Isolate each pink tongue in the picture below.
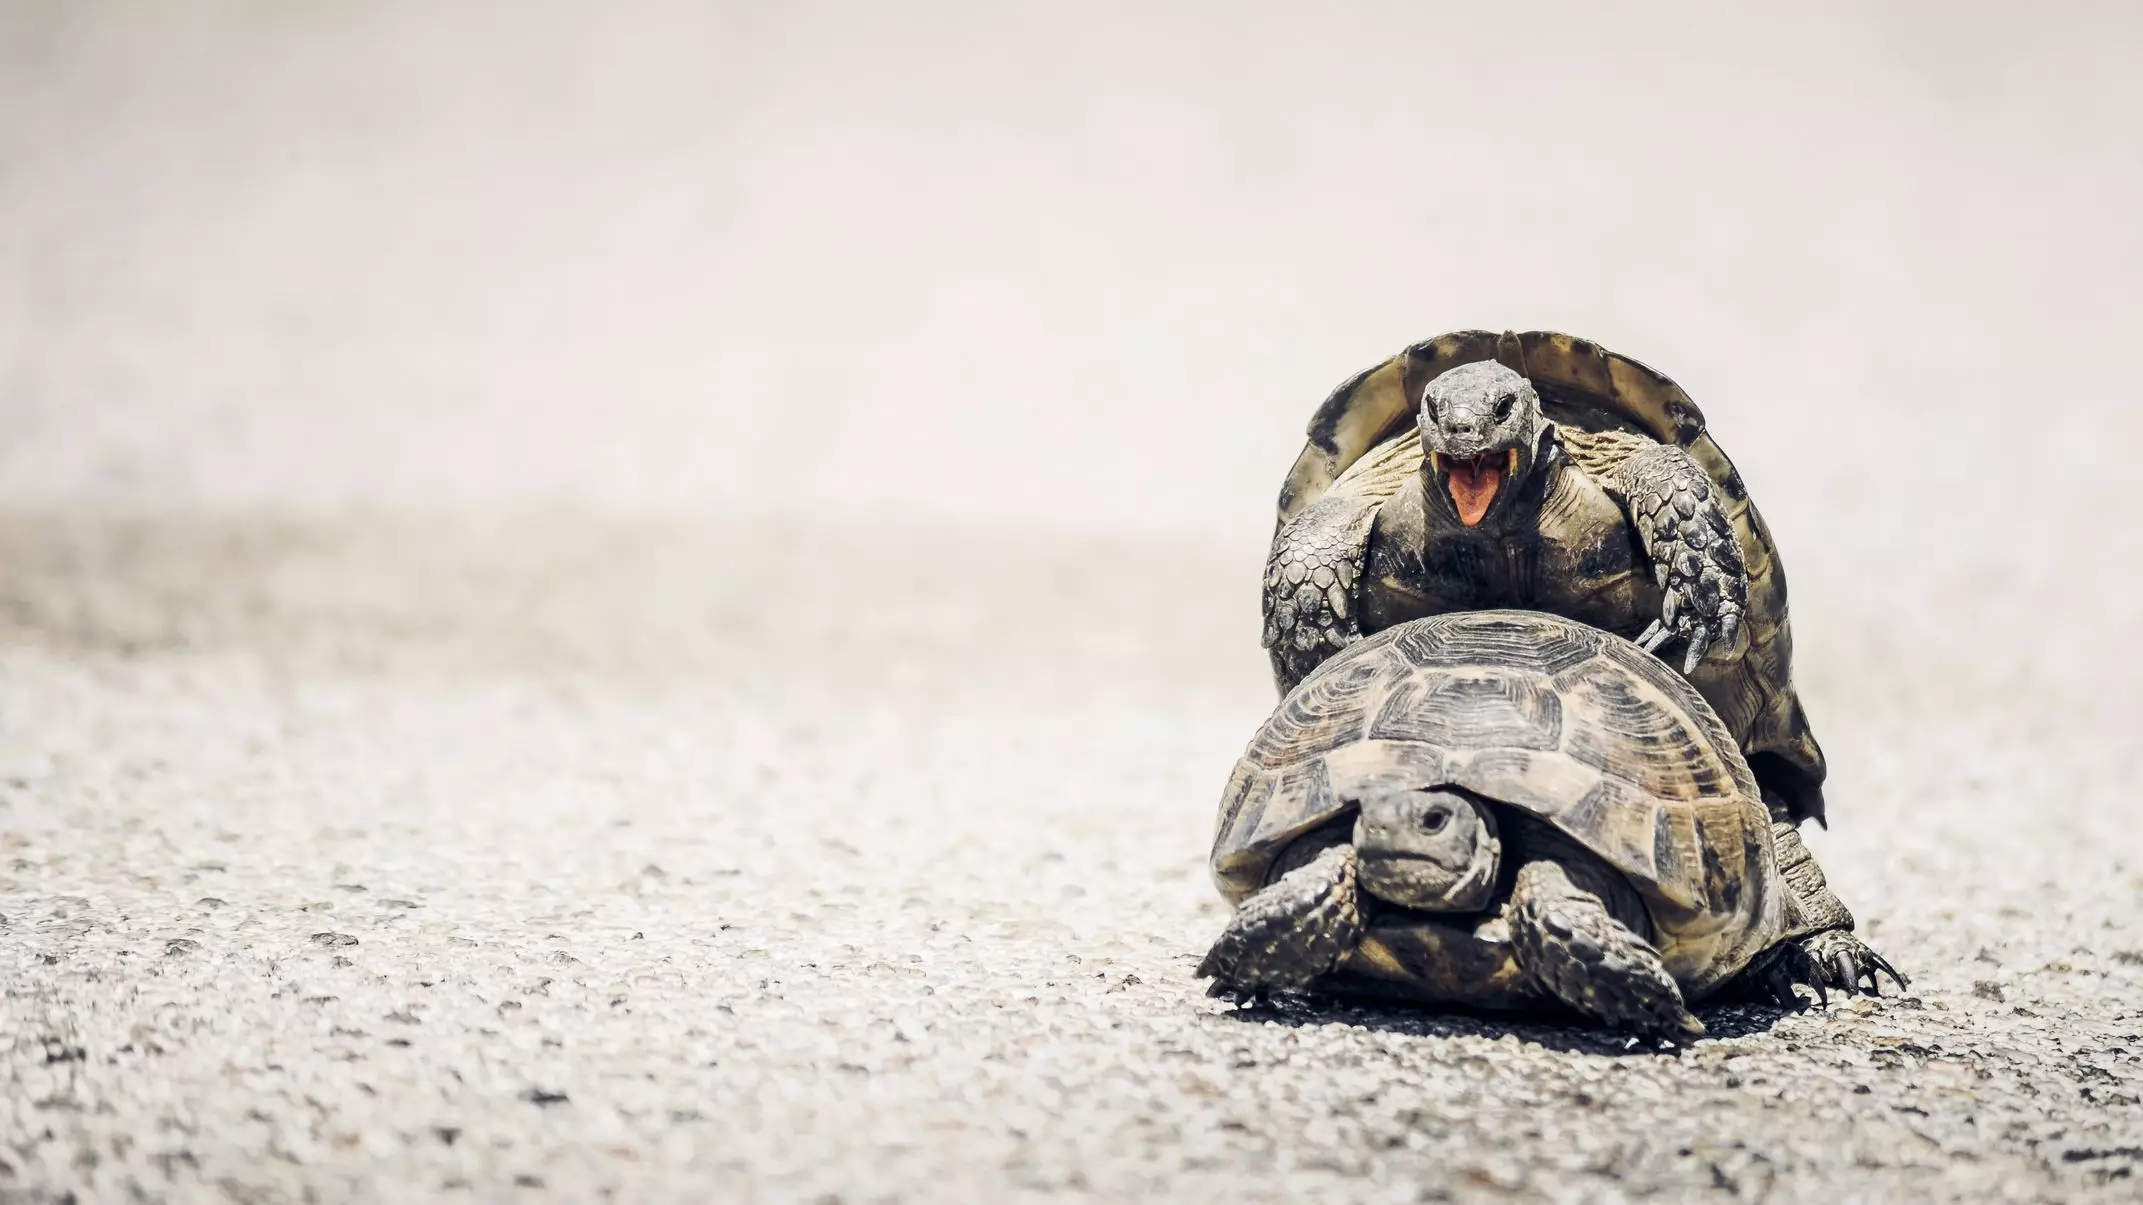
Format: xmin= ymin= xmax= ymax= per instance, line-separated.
xmin=1448 ymin=460 xmax=1503 ymax=526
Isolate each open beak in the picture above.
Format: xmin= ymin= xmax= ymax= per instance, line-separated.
xmin=1429 ymin=449 xmax=1520 ymax=527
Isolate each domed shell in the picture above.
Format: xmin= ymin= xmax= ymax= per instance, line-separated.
xmin=1280 ymin=331 xmax=1752 ymax=528
xmin=1267 ymin=328 xmax=1826 ymax=826
xmin=1276 ymin=329 xmax=1781 ymax=631
xmin=1211 ymin=611 xmax=1780 ymax=989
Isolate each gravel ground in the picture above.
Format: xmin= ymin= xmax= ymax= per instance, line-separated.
xmin=2 ymin=510 xmax=2140 ymax=1204
xmin=5 ymin=6 xmax=2142 ymax=1202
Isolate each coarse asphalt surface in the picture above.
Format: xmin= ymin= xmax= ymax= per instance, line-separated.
xmin=5 ymin=6 xmax=2143 ymax=1200
xmin=2 ymin=509 xmax=2139 ymax=1204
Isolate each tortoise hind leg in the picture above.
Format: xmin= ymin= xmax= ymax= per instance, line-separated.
xmin=1770 ymin=821 xmax=1909 ymax=997
xmin=1197 ymin=844 xmax=1364 ymax=996
xmin=1508 ymin=857 xmax=1704 ymax=1039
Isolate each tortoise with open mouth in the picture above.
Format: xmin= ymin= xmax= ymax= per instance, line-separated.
xmin=1263 ymin=330 xmax=1825 ymax=831
xmin=1200 ymin=609 xmax=1904 ymax=1037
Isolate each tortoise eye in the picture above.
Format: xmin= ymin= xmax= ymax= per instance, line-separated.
xmin=1421 ymin=807 xmax=1450 ymax=833
xmin=1494 ymin=394 xmax=1517 ymax=422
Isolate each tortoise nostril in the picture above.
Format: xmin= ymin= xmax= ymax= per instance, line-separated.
xmin=1421 ymin=808 xmax=1450 ymax=833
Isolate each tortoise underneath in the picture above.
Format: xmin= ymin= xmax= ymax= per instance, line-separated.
xmin=1200 ymin=610 xmax=1902 ymax=1038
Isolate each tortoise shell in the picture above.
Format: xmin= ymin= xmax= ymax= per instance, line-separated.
xmin=1211 ymin=609 xmax=1785 ymax=992
xmin=1267 ymin=328 xmax=1826 ymax=825
xmin=1274 ymin=329 xmax=1783 ymax=652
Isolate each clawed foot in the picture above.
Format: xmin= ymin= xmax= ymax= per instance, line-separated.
xmin=1634 ymin=525 xmax=1746 ymax=674
xmin=1635 ymin=605 xmax=1741 ymax=675
xmin=1621 ymin=446 xmax=1750 ymax=674
xmin=1745 ymin=930 xmax=1908 ymax=1009
xmin=1510 ymin=860 xmax=1706 ymax=1041
xmin=1195 ymin=844 xmax=1364 ymax=995
xmin=1803 ymin=929 xmax=1909 ymax=996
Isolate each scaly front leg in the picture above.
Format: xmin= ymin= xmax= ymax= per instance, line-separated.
xmin=1602 ymin=443 xmax=1750 ymax=673
xmin=1262 ymin=492 xmax=1377 ymax=695
xmin=1197 ymin=844 xmax=1364 ymax=997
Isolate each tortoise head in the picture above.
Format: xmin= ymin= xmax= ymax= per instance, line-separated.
xmin=1417 ymin=361 xmax=1548 ymax=528
xmin=1351 ymin=786 xmax=1501 ymax=912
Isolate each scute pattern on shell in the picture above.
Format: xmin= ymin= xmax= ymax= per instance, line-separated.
xmin=1565 ymin=689 xmax=1722 ymax=799
xmin=1268 ymin=328 xmax=1827 ymax=824
xmin=1368 ymin=672 xmax=1565 ymax=751
xmin=1395 ymin=610 xmax=1600 ymax=677
xmin=1244 ymin=620 xmax=1396 ymax=769
xmin=1212 ymin=610 xmax=1762 ymax=914
xmin=1590 ymin=633 xmax=1747 ymax=779
xmin=1557 ymin=426 xmax=1655 ymax=480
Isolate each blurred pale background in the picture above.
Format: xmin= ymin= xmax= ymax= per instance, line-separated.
xmin=1 ymin=1 xmax=2139 ymax=690
xmin=8 ymin=7 xmax=2143 ymax=1199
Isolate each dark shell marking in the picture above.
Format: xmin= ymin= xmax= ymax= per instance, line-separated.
xmin=1216 ymin=610 xmax=1760 ymax=905
xmin=1213 ymin=610 xmax=1785 ymax=999
xmin=1268 ymin=329 xmax=1828 ymax=825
